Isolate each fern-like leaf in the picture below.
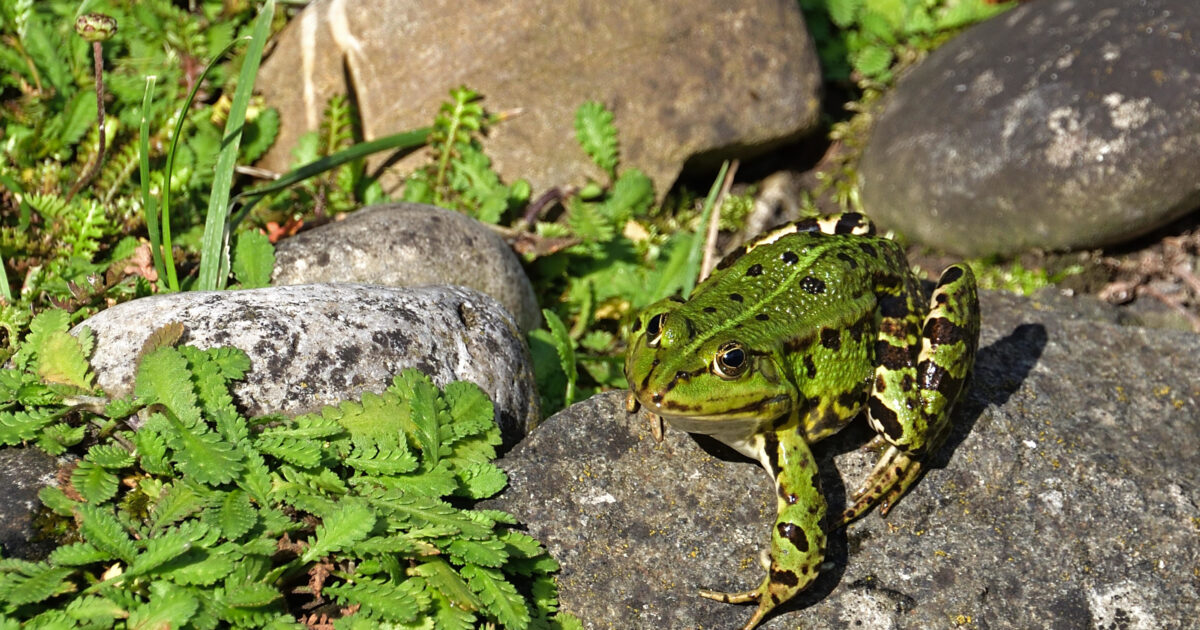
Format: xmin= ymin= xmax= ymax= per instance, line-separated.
xmin=126 ymin=524 xmax=209 ymax=578
xmin=440 ymin=381 xmax=493 ymax=444
xmin=38 ymin=421 xmax=85 ymax=456
xmin=149 ymin=482 xmax=205 ymax=532
xmin=574 ymin=101 xmax=619 ymax=177
xmin=413 ymin=558 xmax=483 ymax=613
xmin=134 ymin=347 xmax=202 ymax=427
xmin=48 ymin=542 xmax=112 ymax=567
xmin=0 ymin=407 xmax=60 ymax=445
xmin=231 ymin=230 xmax=275 ymax=289
xmin=86 ymin=444 xmax=135 ymax=469
xmin=35 ymin=330 xmax=94 ymax=390
xmin=451 ymin=461 xmax=508 ymax=499
xmin=71 ymin=461 xmax=118 ymax=504
xmin=124 ymin=581 xmax=198 ymax=630
xmin=323 ymin=576 xmax=424 ymax=622
xmin=76 ymin=503 xmax=138 ymax=563
xmin=255 ymin=434 xmax=322 ymax=469
xmin=0 ymin=562 xmax=75 ymax=611
xmin=344 ymin=443 xmax=418 ymax=476
xmin=214 ymin=490 xmax=256 ymax=541
xmin=447 ymin=537 xmax=508 ymax=568
xmin=462 ymin=563 xmax=530 ymax=629
xmin=391 ymin=370 xmax=441 ymax=466
xmin=301 ymin=500 xmax=375 ymax=562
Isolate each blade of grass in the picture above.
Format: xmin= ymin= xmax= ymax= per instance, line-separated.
xmin=227 ymin=126 xmax=431 ymax=230
xmin=159 ymin=37 xmax=248 ymax=293
xmin=680 ymin=160 xmax=730 ymax=299
xmin=138 ymin=75 xmax=167 ymax=287
xmin=197 ymin=0 xmax=276 ymax=291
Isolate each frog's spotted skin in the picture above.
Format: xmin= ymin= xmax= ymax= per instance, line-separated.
xmin=624 ymin=213 xmax=980 ymax=630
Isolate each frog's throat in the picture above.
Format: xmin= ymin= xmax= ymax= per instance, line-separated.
xmin=662 ymin=411 xmax=785 ymax=461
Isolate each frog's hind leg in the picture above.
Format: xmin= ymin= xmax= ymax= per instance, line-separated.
xmin=836 ymin=263 xmax=980 ymax=528
xmin=700 ymin=430 xmax=827 ymax=630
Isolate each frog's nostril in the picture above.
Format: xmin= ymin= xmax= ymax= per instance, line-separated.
xmin=651 ymin=393 xmax=663 ymax=403
xmin=675 ymin=370 xmax=689 ymax=381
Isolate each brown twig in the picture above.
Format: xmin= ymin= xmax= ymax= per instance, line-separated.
xmin=66 ymin=14 xmax=117 ymax=202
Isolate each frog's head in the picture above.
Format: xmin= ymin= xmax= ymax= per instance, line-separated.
xmin=625 ymin=298 xmax=796 ymax=438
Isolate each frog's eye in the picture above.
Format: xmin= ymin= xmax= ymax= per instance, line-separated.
xmin=713 ymin=342 xmax=748 ymax=379
xmin=646 ymin=313 xmax=666 ymax=346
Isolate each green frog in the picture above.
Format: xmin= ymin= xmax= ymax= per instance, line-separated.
xmin=624 ymin=213 xmax=980 ymax=630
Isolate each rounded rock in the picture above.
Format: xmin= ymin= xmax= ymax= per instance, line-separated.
xmin=860 ymin=0 xmax=1200 ymax=256
xmin=272 ymin=203 xmax=541 ymax=333
xmin=74 ymin=284 xmax=538 ymax=445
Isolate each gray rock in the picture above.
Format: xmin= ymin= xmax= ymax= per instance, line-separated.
xmin=860 ymin=0 xmax=1200 ymax=256
xmin=254 ymin=0 xmax=821 ymax=198
xmin=272 ymin=203 xmax=541 ymax=333
xmin=74 ymin=284 xmax=538 ymax=445
xmin=483 ymin=290 xmax=1200 ymax=628
xmin=0 ymin=447 xmax=60 ymax=560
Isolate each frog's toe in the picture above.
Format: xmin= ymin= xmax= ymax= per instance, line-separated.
xmin=698 ymin=586 xmax=760 ymax=604
xmin=699 ymin=587 xmax=772 ymax=630
xmin=836 ymin=446 xmax=925 ymax=528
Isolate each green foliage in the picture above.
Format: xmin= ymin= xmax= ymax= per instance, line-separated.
xmin=800 ymin=0 xmax=1014 ymax=84
xmin=574 ymin=101 xmax=619 ymax=178
xmin=0 ymin=313 xmax=574 ymax=627
xmin=402 ymin=86 xmax=531 ymax=223
xmin=970 ymin=258 xmax=1085 ymax=296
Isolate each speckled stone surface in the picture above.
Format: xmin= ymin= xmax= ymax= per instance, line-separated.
xmin=0 ymin=447 xmax=60 ymax=560
xmin=272 ymin=204 xmax=542 ymax=333
xmin=254 ymin=0 xmax=821 ymax=198
xmin=482 ymin=290 xmax=1200 ymax=628
xmin=860 ymin=0 xmax=1200 ymax=256
xmin=73 ymin=284 xmax=538 ymax=445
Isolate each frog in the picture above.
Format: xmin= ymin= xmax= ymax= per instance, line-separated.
xmin=623 ymin=213 xmax=980 ymax=630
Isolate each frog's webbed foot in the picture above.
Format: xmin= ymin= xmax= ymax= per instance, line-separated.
xmin=834 ymin=445 xmax=923 ymax=529
xmin=698 ymin=579 xmax=774 ymax=630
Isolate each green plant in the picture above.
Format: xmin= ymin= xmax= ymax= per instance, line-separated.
xmin=0 ymin=309 xmax=578 ymax=628
xmin=800 ymin=0 xmax=1014 ymax=84
xmin=403 ymin=86 xmax=531 ymax=224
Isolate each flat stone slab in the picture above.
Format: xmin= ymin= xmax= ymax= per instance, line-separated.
xmin=482 ymin=290 xmax=1200 ymax=628
xmin=74 ymin=284 xmax=538 ymax=445
xmin=860 ymin=0 xmax=1200 ymax=256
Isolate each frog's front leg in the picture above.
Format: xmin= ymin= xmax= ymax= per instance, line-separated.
xmin=838 ymin=263 xmax=981 ymax=527
xmin=700 ymin=428 xmax=826 ymax=630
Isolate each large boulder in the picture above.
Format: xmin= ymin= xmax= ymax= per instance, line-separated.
xmin=255 ymin=0 xmax=822 ymax=197
xmin=483 ymin=290 xmax=1200 ymax=627
xmin=860 ymin=0 xmax=1200 ymax=256
xmin=74 ymin=284 xmax=538 ymax=446
xmin=272 ymin=203 xmax=542 ymax=333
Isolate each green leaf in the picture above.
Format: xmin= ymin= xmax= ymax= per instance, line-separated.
xmin=0 ymin=405 xmax=64 ymax=444
xmin=452 ymin=461 xmax=508 ymax=499
xmin=126 ymin=581 xmax=198 ymax=630
xmin=216 ymin=489 xmax=256 ymax=540
xmin=323 ymin=576 xmax=424 ymax=622
xmin=166 ymin=424 xmax=244 ymax=486
xmin=574 ymin=101 xmax=618 ymax=176
xmin=0 ymin=562 xmax=75 ymax=610
xmin=64 ymin=595 xmax=126 ymax=624
xmin=447 ymin=537 xmax=508 ymax=568
xmin=412 ymin=558 xmax=483 ymax=613
xmin=134 ymin=347 xmax=202 ymax=427
xmin=127 ymin=524 xmax=210 ymax=577
xmin=35 ymin=331 xmax=93 ymax=390
xmin=197 ymin=0 xmax=277 ymax=291
xmin=603 ymin=168 xmax=654 ymax=223
xmin=344 ymin=443 xmax=418 ymax=476
xmin=541 ymin=310 xmax=576 ymax=407
xmin=393 ymin=370 xmax=442 ymax=466
xmin=827 ymin=0 xmax=861 ymax=27
xmin=219 ymin=581 xmax=281 ymax=608
xmin=49 ymin=542 xmax=112 ymax=566
xmin=87 ymin=444 xmax=135 ymax=470
xmin=232 ymin=230 xmax=275 ymax=289
xmin=149 ymin=482 xmax=205 ymax=532
xmin=462 ymin=564 xmax=530 ymax=629
xmin=302 ymin=500 xmax=376 ymax=562
xmin=71 ymin=461 xmax=118 ymax=504
xmin=77 ymin=503 xmax=138 ymax=563
xmin=853 ymin=44 xmax=894 ymax=79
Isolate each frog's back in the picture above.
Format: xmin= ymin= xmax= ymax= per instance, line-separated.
xmin=686 ymin=229 xmax=907 ymax=340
